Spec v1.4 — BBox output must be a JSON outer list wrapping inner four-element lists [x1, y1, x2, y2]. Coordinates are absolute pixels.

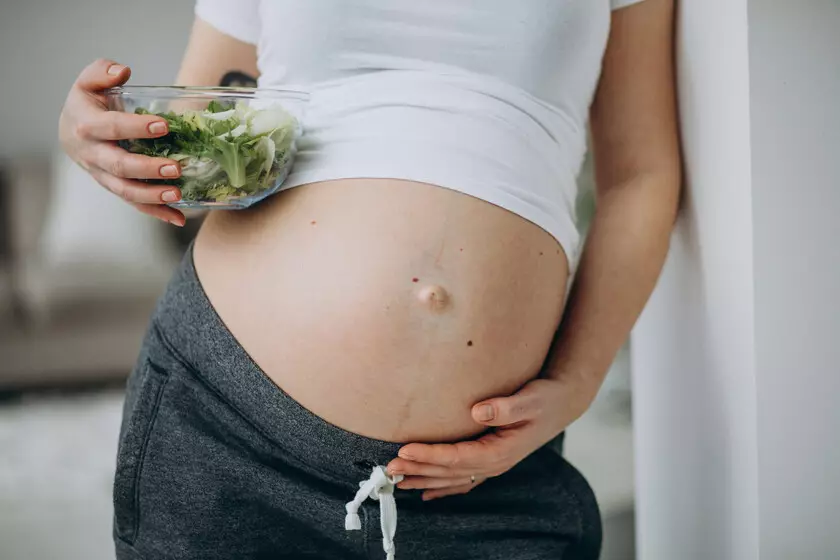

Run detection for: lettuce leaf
[[122, 101, 297, 203]]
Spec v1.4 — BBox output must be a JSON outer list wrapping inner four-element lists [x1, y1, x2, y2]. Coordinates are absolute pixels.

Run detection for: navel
[[416, 284, 450, 312]]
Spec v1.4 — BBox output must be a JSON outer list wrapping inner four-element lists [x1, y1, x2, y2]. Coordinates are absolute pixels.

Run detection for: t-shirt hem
[[194, 5, 258, 45], [610, 0, 648, 11]]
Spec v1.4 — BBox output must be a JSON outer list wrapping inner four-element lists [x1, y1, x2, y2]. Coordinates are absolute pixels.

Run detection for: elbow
[[666, 171, 682, 227], [598, 165, 682, 229], [647, 164, 682, 228]]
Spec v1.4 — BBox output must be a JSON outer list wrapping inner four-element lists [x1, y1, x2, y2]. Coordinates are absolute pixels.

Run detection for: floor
[[0, 387, 123, 560], [0, 385, 634, 560]]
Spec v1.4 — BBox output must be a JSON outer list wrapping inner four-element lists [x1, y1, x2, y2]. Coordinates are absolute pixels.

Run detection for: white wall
[[749, 1, 840, 558], [0, 0, 194, 158], [634, 0, 840, 558], [631, 0, 759, 559]]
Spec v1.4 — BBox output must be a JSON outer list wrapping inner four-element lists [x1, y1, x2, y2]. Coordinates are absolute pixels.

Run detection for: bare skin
[[194, 177, 569, 442], [59, 0, 679, 499]]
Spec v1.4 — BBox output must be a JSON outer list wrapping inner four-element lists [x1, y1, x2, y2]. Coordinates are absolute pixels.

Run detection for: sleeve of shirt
[[194, 0, 260, 45], [611, 0, 647, 10]]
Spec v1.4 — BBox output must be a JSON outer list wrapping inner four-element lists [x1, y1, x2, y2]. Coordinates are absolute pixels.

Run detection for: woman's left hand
[[386, 376, 596, 501]]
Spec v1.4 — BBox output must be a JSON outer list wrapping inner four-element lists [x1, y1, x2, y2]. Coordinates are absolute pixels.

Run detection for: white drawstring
[[345, 466, 404, 560]]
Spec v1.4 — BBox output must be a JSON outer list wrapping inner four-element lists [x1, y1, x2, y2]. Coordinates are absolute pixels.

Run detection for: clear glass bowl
[[105, 86, 308, 209]]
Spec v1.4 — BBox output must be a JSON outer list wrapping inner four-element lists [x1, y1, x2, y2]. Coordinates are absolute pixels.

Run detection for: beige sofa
[[0, 154, 188, 389]]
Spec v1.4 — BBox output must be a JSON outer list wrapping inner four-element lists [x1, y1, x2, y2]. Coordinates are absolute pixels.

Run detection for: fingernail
[[476, 404, 495, 422], [398, 450, 415, 461], [161, 190, 180, 202], [168, 218, 184, 227], [107, 64, 125, 76], [160, 165, 179, 178], [148, 121, 167, 135]]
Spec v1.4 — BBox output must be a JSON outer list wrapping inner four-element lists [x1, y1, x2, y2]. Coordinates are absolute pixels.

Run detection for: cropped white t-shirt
[[194, 0, 647, 264]]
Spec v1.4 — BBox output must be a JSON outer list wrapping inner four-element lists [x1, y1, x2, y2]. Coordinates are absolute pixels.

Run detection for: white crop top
[[194, 0, 647, 264]]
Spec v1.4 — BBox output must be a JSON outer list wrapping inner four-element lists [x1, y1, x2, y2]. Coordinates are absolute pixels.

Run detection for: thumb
[[75, 58, 131, 92], [471, 391, 540, 427]]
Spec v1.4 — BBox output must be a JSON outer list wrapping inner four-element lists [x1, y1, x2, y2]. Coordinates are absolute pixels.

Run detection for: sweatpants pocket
[[113, 359, 170, 545]]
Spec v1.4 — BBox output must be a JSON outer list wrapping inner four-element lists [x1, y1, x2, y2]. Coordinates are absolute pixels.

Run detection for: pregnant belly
[[193, 179, 569, 443]]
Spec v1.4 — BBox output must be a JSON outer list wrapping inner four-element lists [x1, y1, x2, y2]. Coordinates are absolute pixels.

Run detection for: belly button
[[416, 284, 450, 312]]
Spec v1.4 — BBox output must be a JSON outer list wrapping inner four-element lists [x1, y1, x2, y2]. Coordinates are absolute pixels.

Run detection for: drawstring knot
[[345, 466, 404, 560]]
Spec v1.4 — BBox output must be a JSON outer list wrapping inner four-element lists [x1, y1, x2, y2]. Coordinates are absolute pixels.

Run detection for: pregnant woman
[[59, 1, 679, 558]]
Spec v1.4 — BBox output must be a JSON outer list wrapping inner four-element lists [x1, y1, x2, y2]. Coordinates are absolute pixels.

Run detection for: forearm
[[543, 174, 679, 402]]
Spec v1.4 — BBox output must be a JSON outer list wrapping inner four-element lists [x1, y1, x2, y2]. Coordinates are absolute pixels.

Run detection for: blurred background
[[0, 2, 635, 559]]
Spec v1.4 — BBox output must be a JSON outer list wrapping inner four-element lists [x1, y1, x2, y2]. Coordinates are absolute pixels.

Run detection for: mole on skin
[[416, 284, 450, 312]]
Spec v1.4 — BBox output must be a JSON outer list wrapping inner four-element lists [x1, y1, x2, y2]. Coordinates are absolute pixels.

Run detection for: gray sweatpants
[[112, 246, 602, 560]]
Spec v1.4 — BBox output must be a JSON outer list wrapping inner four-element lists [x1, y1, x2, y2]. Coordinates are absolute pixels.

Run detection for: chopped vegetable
[[121, 100, 298, 205]]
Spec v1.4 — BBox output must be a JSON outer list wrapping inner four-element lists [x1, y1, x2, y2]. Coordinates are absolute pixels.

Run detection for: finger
[[90, 144, 180, 179], [131, 202, 186, 227], [472, 390, 542, 427], [90, 167, 183, 207], [422, 481, 483, 502], [399, 432, 509, 470], [77, 111, 170, 141], [75, 58, 131, 92], [387, 459, 465, 479], [398, 476, 476, 490]]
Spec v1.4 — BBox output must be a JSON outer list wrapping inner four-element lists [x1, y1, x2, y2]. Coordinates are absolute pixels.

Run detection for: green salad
[[122, 100, 298, 205]]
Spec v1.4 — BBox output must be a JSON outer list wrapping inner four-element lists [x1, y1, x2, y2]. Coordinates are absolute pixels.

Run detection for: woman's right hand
[[59, 59, 186, 226]]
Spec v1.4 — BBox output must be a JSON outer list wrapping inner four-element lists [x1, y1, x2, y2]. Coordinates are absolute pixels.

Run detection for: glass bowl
[[105, 86, 308, 209]]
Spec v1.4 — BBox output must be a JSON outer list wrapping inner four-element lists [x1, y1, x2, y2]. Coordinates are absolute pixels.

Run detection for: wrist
[[544, 360, 602, 409], [544, 352, 595, 383]]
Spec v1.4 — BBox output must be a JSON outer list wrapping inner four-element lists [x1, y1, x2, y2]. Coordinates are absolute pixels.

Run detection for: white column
[[631, 0, 840, 558], [750, 1, 840, 558], [630, 1, 758, 558]]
